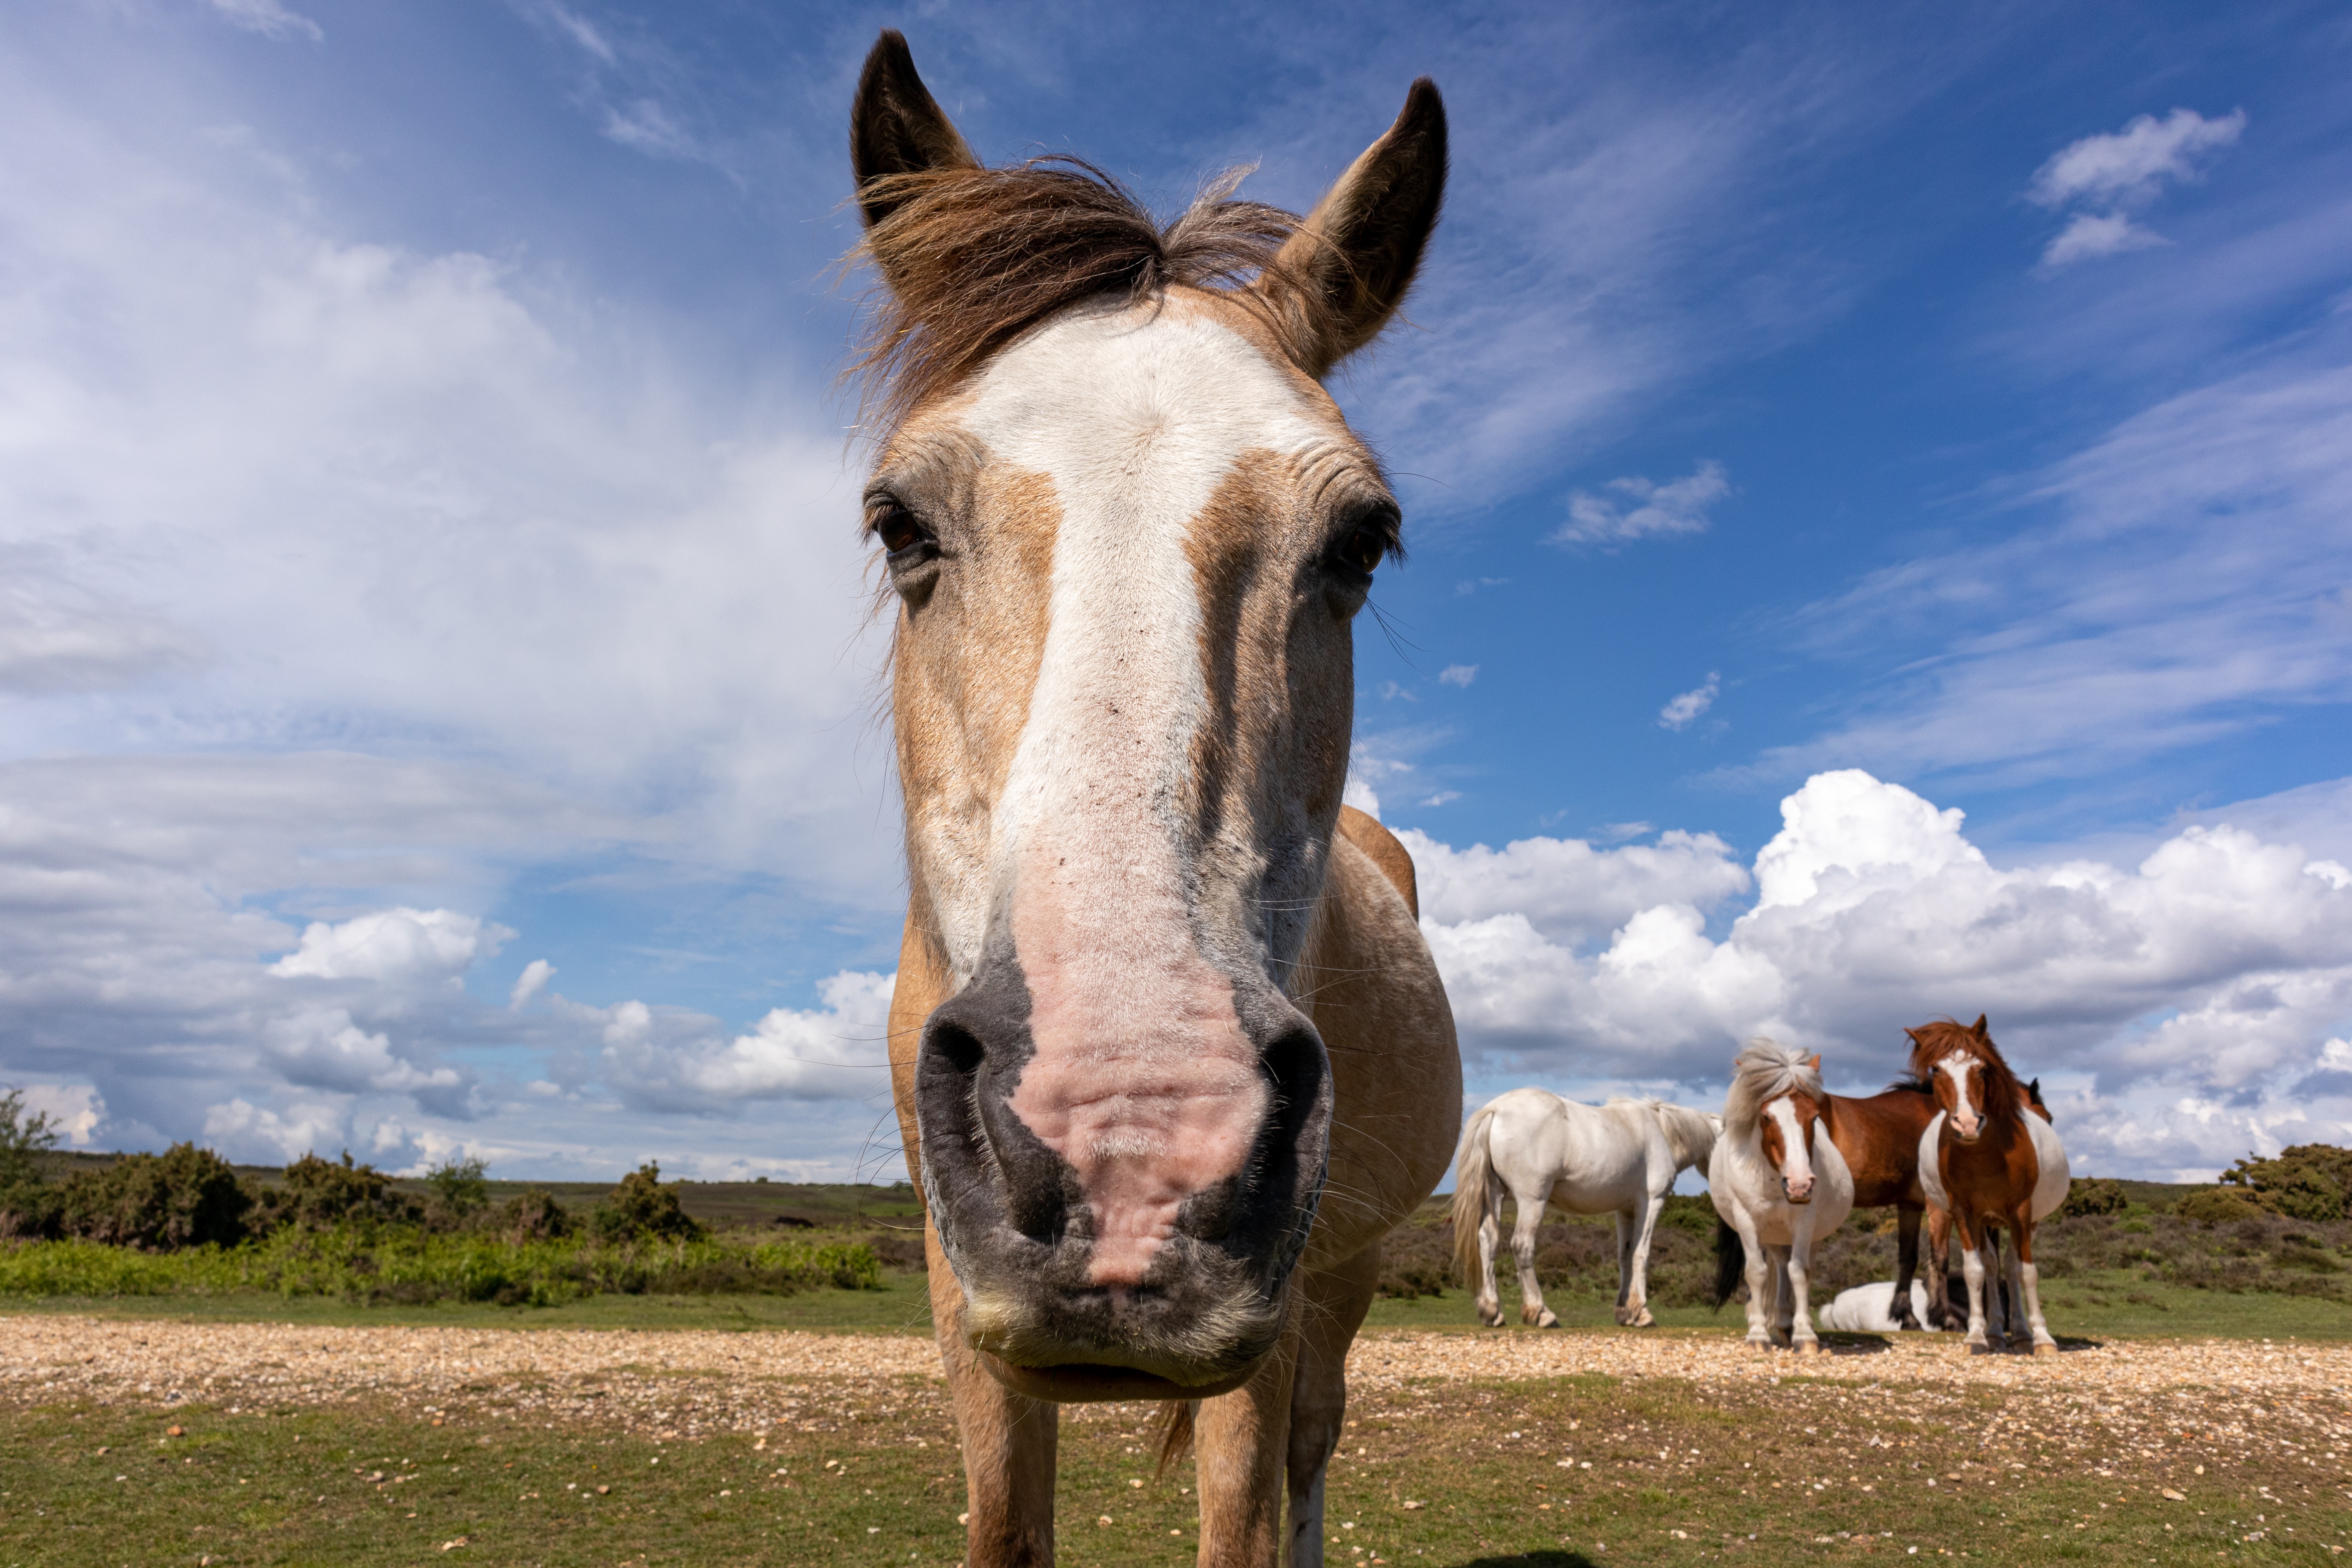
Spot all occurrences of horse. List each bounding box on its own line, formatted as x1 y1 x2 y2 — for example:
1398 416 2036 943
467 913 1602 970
1815 1273 2008 1333
1449 1091 1718 1329
849 33 1462 1567
1708 1039 1854 1353
1907 1017 2070 1354
1823 1074 1947 1331
1920 1069 2056 1331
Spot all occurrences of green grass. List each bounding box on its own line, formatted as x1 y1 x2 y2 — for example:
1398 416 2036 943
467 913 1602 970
3 1367 2344 1566
0 1229 881 1308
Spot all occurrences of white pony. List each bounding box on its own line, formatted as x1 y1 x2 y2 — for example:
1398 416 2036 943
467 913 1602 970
1708 1039 1854 1354
1817 1280 1938 1332
1451 1089 1719 1328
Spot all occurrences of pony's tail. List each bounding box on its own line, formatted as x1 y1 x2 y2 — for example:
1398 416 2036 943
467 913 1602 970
1710 1216 1746 1311
1151 1399 1198 1480
1448 1102 1500 1287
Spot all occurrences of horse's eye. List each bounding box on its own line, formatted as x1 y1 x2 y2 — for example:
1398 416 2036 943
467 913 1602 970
876 504 925 555
1341 523 1387 575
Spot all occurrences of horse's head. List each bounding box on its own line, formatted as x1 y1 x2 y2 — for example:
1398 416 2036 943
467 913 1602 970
1907 1015 2020 1145
1756 1067 1829 1205
849 32 1445 1398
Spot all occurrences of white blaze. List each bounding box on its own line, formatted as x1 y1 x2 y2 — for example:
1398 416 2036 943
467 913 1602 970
952 303 1325 1286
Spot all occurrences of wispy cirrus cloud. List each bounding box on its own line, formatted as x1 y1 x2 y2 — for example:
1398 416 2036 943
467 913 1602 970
1554 461 1729 548
2029 107 2245 270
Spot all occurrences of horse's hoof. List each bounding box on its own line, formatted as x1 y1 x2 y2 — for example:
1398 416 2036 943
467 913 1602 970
2032 1339 2058 1357
1537 1311 1561 1329
1794 1339 1822 1357
1630 1311 1655 1329
1967 1340 1995 1356
1749 1338 1773 1352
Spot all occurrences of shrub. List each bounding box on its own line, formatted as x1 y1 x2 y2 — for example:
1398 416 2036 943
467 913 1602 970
53 1144 251 1250
591 1162 707 1243
0 1088 60 1240
255 1152 423 1233
2174 1186 2269 1226
2221 1144 2352 1224
424 1156 491 1217
493 1188 572 1242
2059 1178 2129 1218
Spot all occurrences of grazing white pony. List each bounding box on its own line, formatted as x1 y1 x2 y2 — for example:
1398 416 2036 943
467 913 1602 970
1451 1090 1719 1328
1708 1039 1854 1354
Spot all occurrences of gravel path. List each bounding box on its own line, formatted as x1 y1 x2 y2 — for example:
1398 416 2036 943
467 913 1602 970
4 1316 2347 1443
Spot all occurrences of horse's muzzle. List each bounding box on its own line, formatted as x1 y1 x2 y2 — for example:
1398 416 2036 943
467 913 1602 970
910 953 1332 1396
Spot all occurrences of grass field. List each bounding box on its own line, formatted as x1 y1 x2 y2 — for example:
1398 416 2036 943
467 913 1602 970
4 1345 2348 1567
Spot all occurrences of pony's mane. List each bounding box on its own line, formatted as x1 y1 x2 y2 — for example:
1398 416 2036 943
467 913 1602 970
1885 1073 1935 1097
1722 1038 1823 1138
849 157 1327 438
1905 1019 2022 1121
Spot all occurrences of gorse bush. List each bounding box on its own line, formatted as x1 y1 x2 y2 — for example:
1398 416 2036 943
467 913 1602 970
53 1145 252 1250
2221 1144 2352 1223
425 1156 491 1216
590 1162 707 1243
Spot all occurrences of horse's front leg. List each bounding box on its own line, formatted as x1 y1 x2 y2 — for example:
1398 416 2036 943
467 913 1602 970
1195 1313 1300 1567
927 1223 1058 1566
1737 1218 1774 1349
1616 1195 1666 1327
1766 1243 1795 1348
1511 1196 1556 1328
1923 1205 1961 1330
2011 1210 2057 1356
1285 1247 1380 1568
1891 1204 1923 1331
1954 1215 1994 1355
1785 1227 1822 1356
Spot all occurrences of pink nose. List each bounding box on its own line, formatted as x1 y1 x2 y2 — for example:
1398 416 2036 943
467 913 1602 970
1952 1116 1982 1143
1784 1175 1814 1203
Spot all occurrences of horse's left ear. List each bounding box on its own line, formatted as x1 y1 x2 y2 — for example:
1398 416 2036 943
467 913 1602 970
1259 78 1447 377
1804 1054 1823 1072
1971 1014 1990 1038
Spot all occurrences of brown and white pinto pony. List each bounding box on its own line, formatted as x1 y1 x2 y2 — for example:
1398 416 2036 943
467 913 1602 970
850 32 1463 1568
1826 1075 1949 1331
1909 1017 2071 1354
1709 1040 1854 1353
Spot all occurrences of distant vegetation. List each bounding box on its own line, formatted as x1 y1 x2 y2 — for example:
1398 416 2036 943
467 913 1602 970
0 1090 880 1307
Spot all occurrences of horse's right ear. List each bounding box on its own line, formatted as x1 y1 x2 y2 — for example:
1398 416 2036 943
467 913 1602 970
850 31 978 231
1259 78 1447 377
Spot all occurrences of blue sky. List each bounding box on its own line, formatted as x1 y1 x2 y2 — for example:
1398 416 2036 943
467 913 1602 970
3 0 2349 1183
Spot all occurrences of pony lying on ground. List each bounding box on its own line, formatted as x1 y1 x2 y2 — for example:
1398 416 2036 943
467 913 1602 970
851 30 1463 1567
1911 1017 2070 1354
1815 1274 2012 1333
1450 1091 1718 1329
1710 1040 1853 1353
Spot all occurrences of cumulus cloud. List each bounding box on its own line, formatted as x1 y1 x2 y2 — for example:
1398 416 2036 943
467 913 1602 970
590 970 897 1111
202 1097 347 1163
2029 109 2246 212
2029 108 2243 270
1425 769 2352 1178
1439 664 1479 688
1555 461 1729 547
12 1083 104 1147
1658 672 1720 731
270 909 508 987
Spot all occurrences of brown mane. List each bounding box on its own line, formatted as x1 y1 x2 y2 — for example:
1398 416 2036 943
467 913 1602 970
1905 1018 2022 1122
849 158 1334 437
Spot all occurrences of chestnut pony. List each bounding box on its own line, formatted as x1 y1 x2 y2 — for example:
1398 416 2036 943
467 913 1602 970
1909 1017 2071 1354
1822 1074 1947 1330
849 33 1462 1568
1709 1039 1854 1353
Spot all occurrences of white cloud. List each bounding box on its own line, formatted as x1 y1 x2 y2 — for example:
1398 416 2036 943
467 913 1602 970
1438 664 1478 688
12 1083 104 1148
509 959 556 1010
1658 672 1719 731
1554 461 1728 547
1421 770 2352 1177
2029 109 2245 212
260 1007 472 1112
1342 774 1383 819
202 1097 347 1163
592 970 897 1109
205 0 323 44
2040 212 2170 270
269 909 508 986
